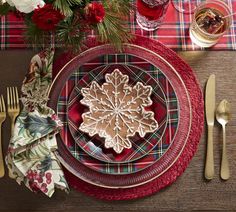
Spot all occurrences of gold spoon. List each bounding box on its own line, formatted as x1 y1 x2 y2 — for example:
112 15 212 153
216 99 231 180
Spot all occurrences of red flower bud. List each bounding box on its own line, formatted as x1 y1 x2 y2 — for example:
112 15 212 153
85 2 105 24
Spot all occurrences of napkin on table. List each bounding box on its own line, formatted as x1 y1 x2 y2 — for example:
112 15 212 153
6 49 69 197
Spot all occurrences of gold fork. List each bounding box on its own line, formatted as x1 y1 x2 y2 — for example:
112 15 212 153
0 95 6 178
7 87 20 134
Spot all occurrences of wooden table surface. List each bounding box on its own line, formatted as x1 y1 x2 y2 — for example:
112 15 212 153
0 50 235 211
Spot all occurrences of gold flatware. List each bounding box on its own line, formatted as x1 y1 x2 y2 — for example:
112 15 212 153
7 87 20 134
205 74 216 180
216 99 231 180
0 95 6 178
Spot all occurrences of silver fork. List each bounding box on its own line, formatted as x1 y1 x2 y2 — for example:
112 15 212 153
7 87 20 134
0 95 6 177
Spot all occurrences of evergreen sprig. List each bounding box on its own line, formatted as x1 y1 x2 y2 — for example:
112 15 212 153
0 3 13 16
53 0 83 17
97 0 133 51
97 13 132 51
56 15 85 51
102 0 132 17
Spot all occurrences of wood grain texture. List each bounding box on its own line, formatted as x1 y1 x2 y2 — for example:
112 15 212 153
0 50 235 211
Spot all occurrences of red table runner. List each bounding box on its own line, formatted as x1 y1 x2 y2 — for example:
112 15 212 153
1 1 236 50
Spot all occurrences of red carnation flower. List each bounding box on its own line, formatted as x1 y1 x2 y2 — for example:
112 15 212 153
85 2 105 24
32 4 64 31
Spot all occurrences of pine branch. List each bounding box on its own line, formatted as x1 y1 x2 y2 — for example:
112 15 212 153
95 0 133 50
0 2 14 16
97 12 133 51
65 0 83 6
56 15 85 51
102 0 132 16
53 0 83 17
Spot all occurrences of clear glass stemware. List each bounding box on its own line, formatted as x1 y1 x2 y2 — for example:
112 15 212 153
172 0 198 14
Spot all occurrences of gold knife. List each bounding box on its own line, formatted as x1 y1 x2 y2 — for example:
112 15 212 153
205 74 216 180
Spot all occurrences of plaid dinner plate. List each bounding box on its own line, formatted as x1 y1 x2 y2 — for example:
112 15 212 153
56 57 180 175
67 62 174 164
57 54 179 174
58 54 179 174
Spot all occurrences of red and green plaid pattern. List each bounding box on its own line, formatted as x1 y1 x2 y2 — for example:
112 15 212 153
0 12 25 49
57 53 179 174
68 64 168 163
1 1 236 50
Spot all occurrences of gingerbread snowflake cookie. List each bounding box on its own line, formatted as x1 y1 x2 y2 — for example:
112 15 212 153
79 69 158 154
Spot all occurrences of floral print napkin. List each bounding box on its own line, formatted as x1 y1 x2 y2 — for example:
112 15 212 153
5 49 69 197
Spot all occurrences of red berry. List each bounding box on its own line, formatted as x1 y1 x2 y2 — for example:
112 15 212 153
38 177 43 183
35 174 43 183
26 170 36 180
40 183 48 193
26 174 33 180
41 183 47 189
45 172 52 180
29 181 40 192
46 179 52 184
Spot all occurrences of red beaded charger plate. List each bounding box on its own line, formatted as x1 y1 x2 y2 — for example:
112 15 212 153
49 36 204 200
